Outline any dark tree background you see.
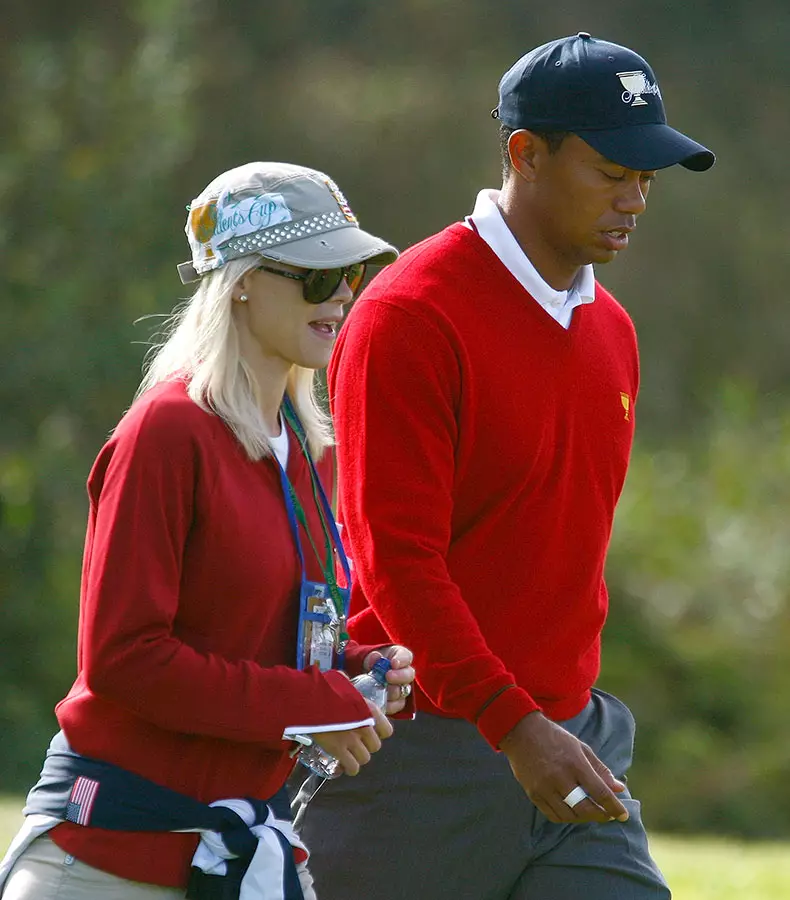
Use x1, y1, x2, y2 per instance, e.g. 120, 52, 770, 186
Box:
2, 0, 789, 837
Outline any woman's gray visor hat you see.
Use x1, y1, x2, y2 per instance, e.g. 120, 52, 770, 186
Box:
177, 161, 399, 284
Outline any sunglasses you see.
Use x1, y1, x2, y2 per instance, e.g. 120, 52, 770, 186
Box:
256, 263, 367, 305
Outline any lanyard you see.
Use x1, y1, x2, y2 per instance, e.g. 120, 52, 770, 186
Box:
275, 397, 352, 647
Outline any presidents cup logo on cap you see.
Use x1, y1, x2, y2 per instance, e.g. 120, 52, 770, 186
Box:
187, 192, 293, 270
187, 199, 219, 266
176, 162, 398, 284
617, 70, 661, 107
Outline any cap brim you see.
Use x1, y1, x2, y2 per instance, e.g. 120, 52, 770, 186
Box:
257, 225, 399, 269
177, 260, 200, 284
575, 123, 715, 172
177, 226, 398, 284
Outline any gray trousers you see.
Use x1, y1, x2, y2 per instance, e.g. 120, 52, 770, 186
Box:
294, 689, 670, 900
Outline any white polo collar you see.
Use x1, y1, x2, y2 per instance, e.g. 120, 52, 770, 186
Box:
465, 189, 596, 317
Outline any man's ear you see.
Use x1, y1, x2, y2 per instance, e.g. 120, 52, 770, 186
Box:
508, 129, 542, 182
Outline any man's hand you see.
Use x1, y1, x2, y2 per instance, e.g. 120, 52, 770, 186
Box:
363, 645, 415, 715
311, 701, 393, 776
498, 711, 629, 824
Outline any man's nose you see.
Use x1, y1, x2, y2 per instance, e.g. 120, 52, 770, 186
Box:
614, 177, 648, 216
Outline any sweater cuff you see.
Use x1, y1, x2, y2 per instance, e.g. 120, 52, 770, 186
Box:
390, 691, 416, 720
342, 641, 389, 677
476, 685, 541, 750
321, 668, 378, 721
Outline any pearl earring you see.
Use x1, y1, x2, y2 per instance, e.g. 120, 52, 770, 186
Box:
239, 294, 248, 303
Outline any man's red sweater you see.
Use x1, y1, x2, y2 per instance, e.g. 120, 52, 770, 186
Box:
50, 380, 376, 886
328, 222, 639, 750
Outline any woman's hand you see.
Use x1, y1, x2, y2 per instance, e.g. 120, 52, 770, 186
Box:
311, 702, 393, 775
364, 645, 415, 715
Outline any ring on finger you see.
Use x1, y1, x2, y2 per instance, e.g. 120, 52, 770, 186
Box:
399, 684, 412, 699
562, 786, 589, 809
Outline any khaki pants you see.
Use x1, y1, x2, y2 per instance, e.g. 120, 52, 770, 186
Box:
2, 835, 184, 900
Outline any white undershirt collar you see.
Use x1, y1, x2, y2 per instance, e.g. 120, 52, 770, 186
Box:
268, 413, 289, 468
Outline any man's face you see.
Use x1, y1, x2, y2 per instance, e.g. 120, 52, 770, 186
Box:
528, 133, 656, 272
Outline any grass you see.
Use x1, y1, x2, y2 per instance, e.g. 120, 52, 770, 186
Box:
1, 796, 788, 897
0, 797, 23, 854
650, 834, 790, 899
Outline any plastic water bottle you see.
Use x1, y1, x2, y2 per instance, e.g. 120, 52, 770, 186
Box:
296, 657, 392, 779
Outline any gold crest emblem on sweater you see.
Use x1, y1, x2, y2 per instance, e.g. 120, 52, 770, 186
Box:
620, 392, 631, 421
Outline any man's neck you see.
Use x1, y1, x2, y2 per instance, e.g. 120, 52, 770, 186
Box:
497, 188, 580, 292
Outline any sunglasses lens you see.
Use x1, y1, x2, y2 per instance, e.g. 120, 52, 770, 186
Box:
303, 264, 368, 303
346, 263, 367, 297
304, 269, 344, 304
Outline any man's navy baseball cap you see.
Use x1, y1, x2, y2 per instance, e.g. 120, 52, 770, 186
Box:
492, 32, 715, 172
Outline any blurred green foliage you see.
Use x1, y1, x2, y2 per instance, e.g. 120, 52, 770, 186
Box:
1, 0, 788, 836
602, 384, 790, 836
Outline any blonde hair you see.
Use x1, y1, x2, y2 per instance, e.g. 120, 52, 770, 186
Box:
137, 257, 333, 461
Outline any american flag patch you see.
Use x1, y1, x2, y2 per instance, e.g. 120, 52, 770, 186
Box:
65, 776, 100, 826
324, 178, 357, 224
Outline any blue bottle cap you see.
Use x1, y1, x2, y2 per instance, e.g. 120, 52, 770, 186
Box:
371, 657, 392, 683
